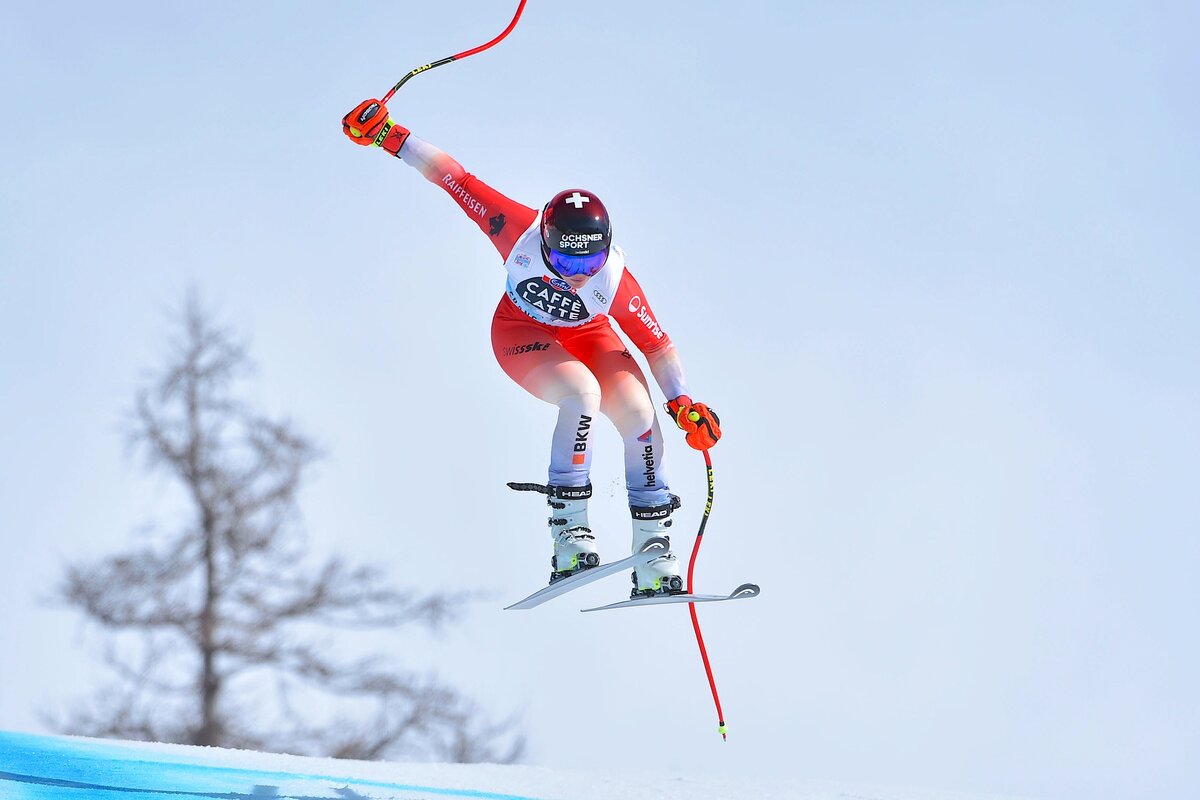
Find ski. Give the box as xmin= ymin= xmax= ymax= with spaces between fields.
xmin=580 ymin=582 xmax=761 ymax=612
xmin=504 ymin=536 xmax=672 ymax=610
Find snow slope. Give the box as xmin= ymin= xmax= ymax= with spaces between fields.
xmin=0 ymin=731 xmax=1044 ymax=800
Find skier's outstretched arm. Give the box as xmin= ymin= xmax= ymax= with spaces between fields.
xmin=342 ymin=98 xmax=536 ymax=261
xmin=612 ymin=268 xmax=722 ymax=451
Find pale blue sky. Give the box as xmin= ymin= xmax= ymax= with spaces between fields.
xmin=1 ymin=3 xmax=1197 ymax=799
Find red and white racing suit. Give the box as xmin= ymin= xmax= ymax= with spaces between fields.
xmin=396 ymin=135 xmax=691 ymax=508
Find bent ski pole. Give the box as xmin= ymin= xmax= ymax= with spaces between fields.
xmin=381 ymin=0 xmax=528 ymax=104
xmin=687 ymin=449 xmax=728 ymax=739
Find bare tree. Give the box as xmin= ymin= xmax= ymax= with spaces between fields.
xmin=53 ymin=294 xmax=522 ymax=763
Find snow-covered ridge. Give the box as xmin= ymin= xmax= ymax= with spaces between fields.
xmin=0 ymin=731 xmax=1040 ymax=800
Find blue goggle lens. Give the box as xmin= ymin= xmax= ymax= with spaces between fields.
xmin=549 ymin=248 xmax=608 ymax=277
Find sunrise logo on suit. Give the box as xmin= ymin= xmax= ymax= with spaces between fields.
xmin=626 ymin=295 xmax=664 ymax=340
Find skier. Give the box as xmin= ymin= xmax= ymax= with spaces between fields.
xmin=342 ymin=98 xmax=721 ymax=597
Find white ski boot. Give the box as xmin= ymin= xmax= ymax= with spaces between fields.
xmin=547 ymin=484 xmax=600 ymax=583
xmin=630 ymin=497 xmax=685 ymax=598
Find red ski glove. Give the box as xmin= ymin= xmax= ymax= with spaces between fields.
xmin=665 ymin=395 xmax=722 ymax=451
xmin=341 ymin=98 xmax=410 ymax=156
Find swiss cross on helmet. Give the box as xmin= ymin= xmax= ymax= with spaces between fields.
xmin=541 ymin=189 xmax=612 ymax=277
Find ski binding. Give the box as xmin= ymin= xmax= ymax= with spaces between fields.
xmin=504 ymin=536 xmax=672 ymax=610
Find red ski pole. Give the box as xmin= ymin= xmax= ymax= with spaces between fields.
xmin=686 ymin=449 xmax=728 ymax=739
xmin=380 ymin=0 xmax=528 ymax=104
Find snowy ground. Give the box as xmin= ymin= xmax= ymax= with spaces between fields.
xmin=0 ymin=731 xmax=1044 ymax=800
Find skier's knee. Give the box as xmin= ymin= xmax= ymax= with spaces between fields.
xmin=557 ymin=389 xmax=601 ymax=417
xmin=608 ymin=396 xmax=655 ymax=439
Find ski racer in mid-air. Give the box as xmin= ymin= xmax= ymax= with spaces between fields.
xmin=342 ymin=98 xmax=721 ymax=598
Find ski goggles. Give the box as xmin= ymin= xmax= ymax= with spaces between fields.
xmin=547 ymin=248 xmax=609 ymax=277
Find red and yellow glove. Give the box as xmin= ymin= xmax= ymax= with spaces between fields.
xmin=341 ymin=99 xmax=410 ymax=156
xmin=665 ymin=395 xmax=722 ymax=451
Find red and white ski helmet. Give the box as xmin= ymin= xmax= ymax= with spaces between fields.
xmin=541 ymin=189 xmax=611 ymax=257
